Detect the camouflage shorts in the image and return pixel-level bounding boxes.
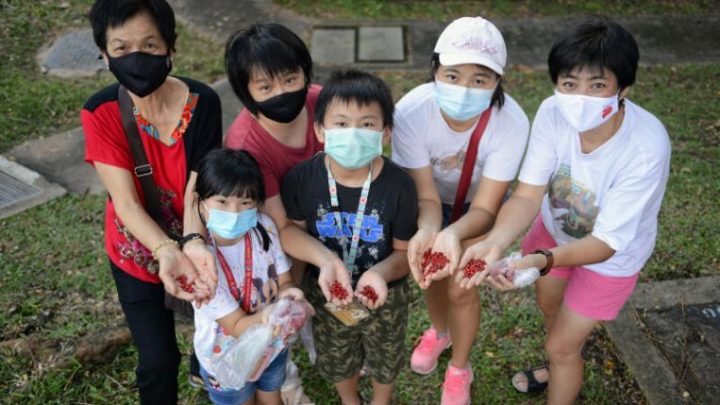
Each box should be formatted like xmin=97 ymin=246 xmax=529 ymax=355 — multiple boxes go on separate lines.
xmin=303 ymin=274 xmax=409 ymax=384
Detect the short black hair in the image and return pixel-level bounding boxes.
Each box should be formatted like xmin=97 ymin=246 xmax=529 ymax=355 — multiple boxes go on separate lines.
xmin=548 ymin=18 xmax=639 ymax=90
xmin=430 ymin=53 xmax=505 ymax=109
xmin=89 ymin=0 xmax=177 ymax=52
xmin=195 ymin=149 xmax=265 ymax=204
xmin=195 ymin=149 xmax=270 ymax=250
xmin=225 ymin=23 xmax=313 ymax=115
xmin=314 ymin=70 xmax=395 ymax=129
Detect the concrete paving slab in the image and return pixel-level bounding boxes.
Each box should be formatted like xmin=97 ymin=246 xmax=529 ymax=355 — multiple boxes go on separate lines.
xmin=38 ymin=29 xmax=105 ymax=78
xmin=606 ymin=276 xmax=720 ymax=405
xmin=358 ymin=26 xmax=405 ymax=62
xmin=0 ymin=156 xmax=66 ymax=219
xmin=311 ymin=28 xmax=356 ymax=66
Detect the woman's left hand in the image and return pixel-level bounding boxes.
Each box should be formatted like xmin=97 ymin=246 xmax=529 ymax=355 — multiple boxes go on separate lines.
xmin=486 ymin=253 xmax=545 ymax=291
xmin=183 ymin=239 xmax=218 ymax=300
xmin=157 ymin=245 xmax=211 ymax=303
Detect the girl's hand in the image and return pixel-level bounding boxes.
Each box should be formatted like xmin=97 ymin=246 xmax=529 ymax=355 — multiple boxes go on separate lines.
xmin=407 ymin=228 xmax=437 ymax=288
xmin=278 ymin=287 xmax=305 ymax=301
xmin=355 ymin=271 xmax=388 ymax=310
xmin=424 ymin=229 xmax=462 ymax=286
xmin=318 ymin=256 xmax=353 ymax=305
xmin=182 ymin=239 xmax=218 ymax=302
xmin=455 ymin=240 xmax=504 ymax=289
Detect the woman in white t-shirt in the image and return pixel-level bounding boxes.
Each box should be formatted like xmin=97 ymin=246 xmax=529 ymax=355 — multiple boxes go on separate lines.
xmin=391 ymin=17 xmax=529 ymax=403
xmin=459 ymin=19 xmax=671 ymax=403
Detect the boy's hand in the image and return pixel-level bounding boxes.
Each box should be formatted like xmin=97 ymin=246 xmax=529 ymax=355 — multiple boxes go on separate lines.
xmin=355 ymin=271 xmax=388 ymax=310
xmin=456 ymin=240 xmax=504 ymax=289
xmin=407 ymin=228 xmax=437 ymax=289
xmin=278 ymin=287 xmax=305 ymax=301
xmin=318 ymin=256 xmax=353 ymax=305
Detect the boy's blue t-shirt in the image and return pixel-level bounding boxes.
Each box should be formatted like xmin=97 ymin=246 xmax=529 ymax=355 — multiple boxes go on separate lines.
xmin=281 ymin=153 xmax=418 ymax=286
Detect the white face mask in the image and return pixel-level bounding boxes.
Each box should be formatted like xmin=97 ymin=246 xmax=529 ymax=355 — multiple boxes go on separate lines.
xmin=554 ymin=90 xmax=620 ymax=132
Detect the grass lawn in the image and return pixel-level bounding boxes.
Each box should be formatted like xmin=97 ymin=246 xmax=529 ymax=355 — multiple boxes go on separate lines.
xmin=1 ymin=1 xmax=718 ymax=404
xmin=274 ymin=0 xmax=716 ymax=21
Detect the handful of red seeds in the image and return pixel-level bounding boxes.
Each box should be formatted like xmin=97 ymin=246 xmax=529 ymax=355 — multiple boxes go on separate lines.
xmin=176 ymin=275 xmax=195 ymax=293
xmin=330 ymin=281 xmax=350 ymax=300
xmin=359 ymin=286 xmax=379 ymax=303
xmin=422 ymin=250 xmax=450 ymax=277
xmin=462 ymin=259 xmax=487 ymax=278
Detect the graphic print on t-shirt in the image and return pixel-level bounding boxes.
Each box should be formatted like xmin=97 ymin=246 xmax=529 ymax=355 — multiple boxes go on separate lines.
xmin=315 ymin=204 xmax=385 ymax=272
xmin=430 ymin=149 xmax=467 ymax=172
xmin=548 ymin=164 xmax=599 ymax=238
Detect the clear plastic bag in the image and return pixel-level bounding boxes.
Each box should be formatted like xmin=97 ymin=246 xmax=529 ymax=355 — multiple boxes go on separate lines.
xmin=212 ymin=298 xmax=311 ymax=389
xmin=487 ymin=252 xmax=541 ymax=288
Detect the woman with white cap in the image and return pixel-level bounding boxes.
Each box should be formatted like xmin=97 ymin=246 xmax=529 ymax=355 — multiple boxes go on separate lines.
xmin=391 ymin=17 xmax=529 ymax=404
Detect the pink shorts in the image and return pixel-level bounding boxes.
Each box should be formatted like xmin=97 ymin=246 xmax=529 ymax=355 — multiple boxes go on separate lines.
xmin=520 ymin=215 xmax=639 ymax=321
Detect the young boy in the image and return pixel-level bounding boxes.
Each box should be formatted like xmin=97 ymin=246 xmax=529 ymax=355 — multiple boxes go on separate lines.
xmin=281 ymin=70 xmax=418 ymax=405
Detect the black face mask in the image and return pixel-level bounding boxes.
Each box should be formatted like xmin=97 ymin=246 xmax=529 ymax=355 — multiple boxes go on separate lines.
xmin=108 ymin=51 xmax=172 ymax=97
xmin=254 ymin=86 xmax=308 ymax=123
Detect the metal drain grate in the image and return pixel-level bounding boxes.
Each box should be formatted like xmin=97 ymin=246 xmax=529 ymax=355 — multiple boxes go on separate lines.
xmin=0 ymin=169 xmax=42 ymax=210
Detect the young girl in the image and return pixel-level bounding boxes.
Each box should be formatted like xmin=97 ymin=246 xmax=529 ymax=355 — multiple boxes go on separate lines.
xmin=460 ymin=19 xmax=671 ymax=403
xmin=192 ymin=148 xmax=310 ymax=405
xmin=391 ymin=17 xmax=529 ymax=404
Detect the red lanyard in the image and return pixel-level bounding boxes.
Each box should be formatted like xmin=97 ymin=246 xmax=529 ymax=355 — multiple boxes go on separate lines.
xmin=215 ymin=232 xmax=254 ymax=313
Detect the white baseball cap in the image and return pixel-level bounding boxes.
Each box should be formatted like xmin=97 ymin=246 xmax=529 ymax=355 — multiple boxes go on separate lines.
xmin=434 ymin=17 xmax=507 ymax=75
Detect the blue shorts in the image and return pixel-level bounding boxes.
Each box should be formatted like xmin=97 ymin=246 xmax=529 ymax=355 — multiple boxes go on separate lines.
xmin=441 ymin=202 xmax=470 ymax=228
xmin=200 ymin=349 xmax=288 ymax=405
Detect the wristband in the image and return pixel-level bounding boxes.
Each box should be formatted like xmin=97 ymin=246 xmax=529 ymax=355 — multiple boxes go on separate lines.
xmin=152 ymin=239 xmax=179 ymax=259
xmin=533 ymin=249 xmax=554 ymax=276
xmin=179 ymin=232 xmax=205 ymax=248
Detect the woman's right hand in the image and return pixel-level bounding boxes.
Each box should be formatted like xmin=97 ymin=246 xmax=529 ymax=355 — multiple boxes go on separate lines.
xmin=455 ymin=240 xmax=505 ymax=289
xmin=407 ymin=228 xmax=438 ymax=289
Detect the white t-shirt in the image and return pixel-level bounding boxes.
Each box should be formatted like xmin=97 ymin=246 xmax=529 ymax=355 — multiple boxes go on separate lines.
xmin=391 ymin=82 xmax=529 ymax=204
xmin=519 ymin=97 xmax=671 ymax=277
xmin=193 ymin=213 xmax=291 ymax=375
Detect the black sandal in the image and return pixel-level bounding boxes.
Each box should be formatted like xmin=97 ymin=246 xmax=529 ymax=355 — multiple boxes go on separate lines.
xmin=511 ymin=364 xmax=549 ymax=394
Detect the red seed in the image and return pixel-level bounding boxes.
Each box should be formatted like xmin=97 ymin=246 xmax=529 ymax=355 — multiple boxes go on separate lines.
xmin=422 ymin=250 xmax=450 ymax=277
xmin=360 ymin=286 xmax=378 ymax=302
xmin=330 ymin=281 xmax=349 ymax=300
xmin=176 ymin=275 xmax=195 ymax=293
xmin=463 ymin=259 xmax=487 ymax=279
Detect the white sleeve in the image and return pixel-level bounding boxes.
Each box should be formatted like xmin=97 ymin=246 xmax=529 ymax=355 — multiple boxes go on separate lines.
xmin=518 ymin=104 xmax=558 ymax=186
xmin=591 ymin=151 xmax=669 ymax=252
xmin=391 ymin=110 xmax=430 ymax=169
xmin=482 ymin=114 xmax=530 ymax=182
xmin=196 ymin=276 xmax=239 ymax=321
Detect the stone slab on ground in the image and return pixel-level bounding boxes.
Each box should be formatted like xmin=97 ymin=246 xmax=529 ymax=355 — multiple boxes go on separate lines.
xmin=38 ymin=29 xmax=105 ymax=78
xmin=358 ymin=26 xmax=405 ymax=62
xmin=606 ymin=276 xmax=720 ymax=405
xmin=311 ymin=28 xmax=356 ymax=65
xmin=0 ymin=156 xmax=66 ymax=219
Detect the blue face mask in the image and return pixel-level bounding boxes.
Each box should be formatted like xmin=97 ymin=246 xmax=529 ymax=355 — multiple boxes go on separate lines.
xmin=324 ymin=127 xmax=383 ymax=169
xmin=434 ymin=80 xmax=494 ymax=121
xmin=206 ymin=207 xmax=258 ymax=240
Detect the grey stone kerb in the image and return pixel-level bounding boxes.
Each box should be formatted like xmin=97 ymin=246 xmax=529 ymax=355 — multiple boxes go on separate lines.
xmin=605 ymin=276 xmax=720 ymax=405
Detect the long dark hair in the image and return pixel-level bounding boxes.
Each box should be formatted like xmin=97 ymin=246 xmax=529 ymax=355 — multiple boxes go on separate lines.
xmin=195 ymin=148 xmax=270 ymax=251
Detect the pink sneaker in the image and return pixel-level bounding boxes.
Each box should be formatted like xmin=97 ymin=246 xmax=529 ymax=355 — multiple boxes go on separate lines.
xmin=441 ymin=363 xmax=473 ymax=405
xmin=410 ymin=328 xmax=451 ymax=374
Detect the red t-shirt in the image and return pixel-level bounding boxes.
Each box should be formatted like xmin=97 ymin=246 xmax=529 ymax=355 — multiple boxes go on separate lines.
xmin=82 ymin=78 xmax=222 ymax=283
xmin=224 ymin=84 xmax=324 ymax=198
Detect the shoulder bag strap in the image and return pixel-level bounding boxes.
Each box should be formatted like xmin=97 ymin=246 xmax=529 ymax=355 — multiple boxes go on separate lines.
xmin=450 ymin=108 xmax=492 ymax=224
xmin=117 ymin=86 xmax=168 ymax=233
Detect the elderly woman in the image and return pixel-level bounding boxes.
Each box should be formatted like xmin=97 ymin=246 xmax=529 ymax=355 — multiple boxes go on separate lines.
xmin=81 ymin=0 xmax=221 ymax=403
